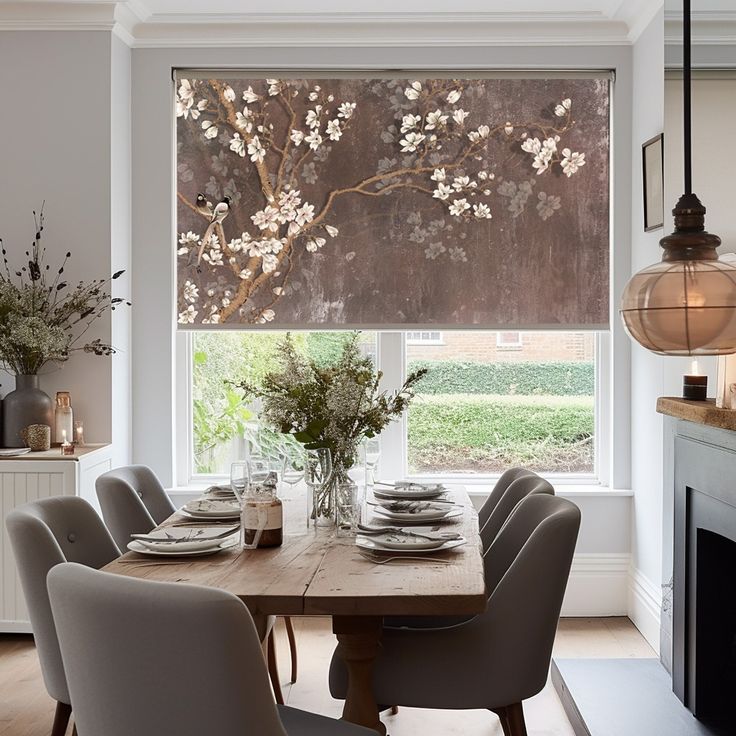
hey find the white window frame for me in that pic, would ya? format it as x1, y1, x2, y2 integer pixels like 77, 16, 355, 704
175, 329, 608, 489
495, 331, 523, 349
405, 331, 444, 345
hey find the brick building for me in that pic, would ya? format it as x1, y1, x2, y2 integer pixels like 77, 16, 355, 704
405, 331, 595, 363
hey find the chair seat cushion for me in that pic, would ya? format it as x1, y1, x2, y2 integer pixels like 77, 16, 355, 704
277, 705, 377, 735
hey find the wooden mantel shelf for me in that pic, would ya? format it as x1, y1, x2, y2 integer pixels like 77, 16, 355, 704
656, 397, 736, 431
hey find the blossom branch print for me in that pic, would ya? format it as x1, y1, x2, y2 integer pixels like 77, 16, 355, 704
176, 77, 603, 326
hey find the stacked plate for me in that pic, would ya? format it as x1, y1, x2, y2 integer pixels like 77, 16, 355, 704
373, 480, 447, 501
371, 498, 463, 525
179, 498, 241, 521
127, 525, 240, 557
356, 528, 466, 555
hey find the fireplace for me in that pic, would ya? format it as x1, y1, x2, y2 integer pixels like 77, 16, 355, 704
673, 431, 736, 736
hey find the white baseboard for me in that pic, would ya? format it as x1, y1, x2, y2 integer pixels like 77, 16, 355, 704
627, 566, 662, 654
562, 553, 630, 617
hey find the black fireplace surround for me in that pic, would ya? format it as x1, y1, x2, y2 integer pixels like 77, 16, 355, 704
674, 433, 736, 735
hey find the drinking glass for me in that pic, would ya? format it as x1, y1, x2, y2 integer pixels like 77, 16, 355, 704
248, 456, 272, 485
336, 482, 363, 537
281, 453, 305, 493
362, 437, 381, 487
230, 462, 249, 503
305, 448, 333, 527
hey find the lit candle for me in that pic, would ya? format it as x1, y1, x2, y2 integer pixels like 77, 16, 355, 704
683, 359, 708, 401
60, 428, 74, 456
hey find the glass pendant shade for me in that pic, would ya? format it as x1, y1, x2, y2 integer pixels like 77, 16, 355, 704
621, 257, 736, 356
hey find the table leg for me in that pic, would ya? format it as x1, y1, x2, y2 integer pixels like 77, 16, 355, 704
333, 615, 386, 736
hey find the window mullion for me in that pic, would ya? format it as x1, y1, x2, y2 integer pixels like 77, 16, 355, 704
377, 331, 406, 480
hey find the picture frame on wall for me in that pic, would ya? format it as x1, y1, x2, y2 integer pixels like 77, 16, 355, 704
642, 133, 664, 232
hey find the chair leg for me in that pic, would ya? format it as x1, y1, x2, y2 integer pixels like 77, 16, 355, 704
267, 629, 285, 706
283, 616, 298, 684
505, 702, 528, 736
72, 726, 78, 736
51, 702, 72, 736
491, 707, 511, 736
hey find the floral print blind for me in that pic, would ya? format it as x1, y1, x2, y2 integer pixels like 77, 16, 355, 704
176, 74, 610, 328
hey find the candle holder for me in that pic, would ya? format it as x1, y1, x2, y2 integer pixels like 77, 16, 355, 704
73, 420, 86, 447
683, 373, 708, 401
60, 441, 75, 456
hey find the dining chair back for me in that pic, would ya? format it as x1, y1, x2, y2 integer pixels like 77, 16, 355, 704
5, 496, 119, 735
96, 465, 176, 551
477, 467, 534, 531
47, 563, 373, 736
480, 471, 554, 549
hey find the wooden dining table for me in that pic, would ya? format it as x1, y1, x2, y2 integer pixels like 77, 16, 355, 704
102, 487, 486, 735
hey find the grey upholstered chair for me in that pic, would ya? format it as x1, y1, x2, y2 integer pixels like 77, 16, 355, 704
96, 465, 176, 550
5, 496, 120, 736
330, 493, 581, 736
47, 563, 375, 736
477, 467, 535, 537
95, 463, 298, 704
384, 470, 553, 632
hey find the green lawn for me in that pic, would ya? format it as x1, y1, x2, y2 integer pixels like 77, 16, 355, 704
407, 394, 594, 474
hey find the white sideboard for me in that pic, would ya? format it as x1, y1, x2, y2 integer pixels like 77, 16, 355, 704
0, 443, 113, 633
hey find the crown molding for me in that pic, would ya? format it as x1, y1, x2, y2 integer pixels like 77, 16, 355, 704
613, 0, 663, 43
665, 10, 736, 46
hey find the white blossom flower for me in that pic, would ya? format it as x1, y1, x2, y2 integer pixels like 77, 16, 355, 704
452, 109, 469, 125
305, 130, 323, 151
399, 131, 425, 153
176, 97, 193, 118
202, 120, 218, 139
467, 131, 480, 142
235, 110, 253, 133
251, 206, 281, 232
178, 305, 197, 324
431, 168, 446, 182
449, 198, 470, 217
288, 221, 301, 236
183, 280, 199, 302
425, 242, 446, 260
223, 85, 236, 102
400, 113, 422, 133
425, 109, 448, 130
306, 237, 326, 252
190, 99, 206, 121
247, 136, 266, 163
229, 133, 246, 157
290, 129, 304, 145
261, 254, 279, 273
178, 79, 195, 102
202, 311, 221, 325
404, 81, 422, 100
537, 192, 562, 220
473, 203, 492, 219
242, 86, 259, 103
555, 98, 572, 116
267, 79, 281, 96
179, 231, 200, 246
560, 148, 586, 177
453, 175, 470, 191
433, 183, 453, 201
477, 125, 490, 139
326, 119, 342, 141
278, 189, 302, 220
295, 203, 315, 226
325, 225, 339, 237
504, 122, 514, 135
521, 137, 542, 154
258, 309, 275, 324
446, 89, 462, 104
239, 268, 252, 280
177, 246, 189, 256
449, 246, 467, 262
305, 107, 322, 129
202, 249, 223, 266
337, 102, 356, 119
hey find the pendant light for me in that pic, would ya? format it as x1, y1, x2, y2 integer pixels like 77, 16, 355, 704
620, 0, 736, 356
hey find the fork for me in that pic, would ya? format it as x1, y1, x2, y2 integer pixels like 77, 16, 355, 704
357, 551, 451, 565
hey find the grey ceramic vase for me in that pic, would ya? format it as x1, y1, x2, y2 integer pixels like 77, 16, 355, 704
2, 375, 54, 448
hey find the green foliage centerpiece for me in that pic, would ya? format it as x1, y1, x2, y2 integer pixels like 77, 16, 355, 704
238, 333, 426, 523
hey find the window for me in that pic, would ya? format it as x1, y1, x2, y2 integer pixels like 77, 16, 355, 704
179, 330, 599, 484
496, 332, 522, 349
406, 331, 443, 345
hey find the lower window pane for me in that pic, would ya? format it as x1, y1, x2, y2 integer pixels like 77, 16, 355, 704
406, 331, 595, 475
191, 331, 377, 476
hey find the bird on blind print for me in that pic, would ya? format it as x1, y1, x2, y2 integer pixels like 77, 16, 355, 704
197, 195, 231, 265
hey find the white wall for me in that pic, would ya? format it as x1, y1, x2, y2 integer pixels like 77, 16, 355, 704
628, 8, 666, 651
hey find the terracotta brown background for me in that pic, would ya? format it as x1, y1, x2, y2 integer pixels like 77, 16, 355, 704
176, 76, 610, 328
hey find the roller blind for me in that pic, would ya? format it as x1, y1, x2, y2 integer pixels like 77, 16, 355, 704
175, 72, 610, 329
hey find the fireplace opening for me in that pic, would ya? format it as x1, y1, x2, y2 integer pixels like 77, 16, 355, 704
695, 528, 736, 734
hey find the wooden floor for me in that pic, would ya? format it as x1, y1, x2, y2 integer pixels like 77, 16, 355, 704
0, 617, 654, 736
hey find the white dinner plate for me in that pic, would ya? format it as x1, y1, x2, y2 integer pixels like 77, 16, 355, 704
372, 505, 464, 524
127, 537, 238, 557
181, 499, 241, 519
134, 526, 239, 553
356, 536, 467, 554
357, 531, 447, 551
374, 481, 445, 499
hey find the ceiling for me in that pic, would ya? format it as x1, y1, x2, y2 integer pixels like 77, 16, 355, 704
0, 0, 734, 47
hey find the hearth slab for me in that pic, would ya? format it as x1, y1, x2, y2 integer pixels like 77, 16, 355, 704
552, 658, 717, 736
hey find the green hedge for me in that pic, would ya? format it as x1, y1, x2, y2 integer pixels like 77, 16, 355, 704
409, 360, 594, 396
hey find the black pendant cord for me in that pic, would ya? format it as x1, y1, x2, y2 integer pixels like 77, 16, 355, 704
683, 0, 692, 196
